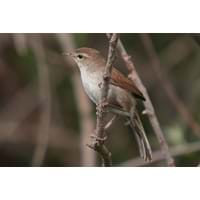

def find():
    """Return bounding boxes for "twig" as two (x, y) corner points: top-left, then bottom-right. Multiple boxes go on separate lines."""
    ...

(57, 33), (96, 166)
(140, 33), (200, 138)
(107, 34), (175, 166)
(121, 141), (200, 167)
(29, 34), (52, 166)
(88, 33), (119, 167)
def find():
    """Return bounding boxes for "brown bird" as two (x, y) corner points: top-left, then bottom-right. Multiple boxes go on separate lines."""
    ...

(65, 47), (152, 161)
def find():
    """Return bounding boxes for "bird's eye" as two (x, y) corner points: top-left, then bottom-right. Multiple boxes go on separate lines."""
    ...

(77, 54), (83, 59)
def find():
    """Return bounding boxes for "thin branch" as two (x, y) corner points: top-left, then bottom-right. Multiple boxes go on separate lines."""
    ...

(88, 33), (119, 166)
(107, 34), (175, 166)
(121, 141), (200, 167)
(140, 33), (200, 138)
(29, 34), (52, 166)
(57, 33), (96, 166)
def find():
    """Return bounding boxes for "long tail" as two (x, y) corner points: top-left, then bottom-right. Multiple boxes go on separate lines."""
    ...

(128, 111), (152, 161)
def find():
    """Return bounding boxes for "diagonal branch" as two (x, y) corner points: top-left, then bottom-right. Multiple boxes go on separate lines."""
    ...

(140, 33), (200, 138)
(88, 33), (119, 166)
(122, 141), (200, 167)
(107, 34), (175, 166)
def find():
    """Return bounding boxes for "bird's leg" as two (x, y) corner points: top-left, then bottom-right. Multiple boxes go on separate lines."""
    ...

(105, 114), (118, 130)
(90, 132), (107, 142)
(90, 114), (117, 142)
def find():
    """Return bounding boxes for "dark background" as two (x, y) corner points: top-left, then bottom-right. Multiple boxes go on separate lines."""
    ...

(0, 33), (199, 166)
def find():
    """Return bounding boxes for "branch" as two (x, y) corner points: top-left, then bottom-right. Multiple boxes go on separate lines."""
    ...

(88, 33), (119, 166)
(121, 141), (200, 167)
(107, 34), (175, 166)
(140, 33), (200, 138)
(142, 36), (195, 88)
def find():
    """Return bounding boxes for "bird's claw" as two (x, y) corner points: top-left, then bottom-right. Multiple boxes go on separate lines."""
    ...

(90, 134), (107, 142)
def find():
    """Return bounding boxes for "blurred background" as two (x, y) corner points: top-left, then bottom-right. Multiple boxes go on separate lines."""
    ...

(0, 33), (200, 167)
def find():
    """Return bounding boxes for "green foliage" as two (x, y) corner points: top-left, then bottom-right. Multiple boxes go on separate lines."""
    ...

(74, 33), (89, 47)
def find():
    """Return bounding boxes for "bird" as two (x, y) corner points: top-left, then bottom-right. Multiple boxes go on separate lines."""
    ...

(65, 47), (152, 161)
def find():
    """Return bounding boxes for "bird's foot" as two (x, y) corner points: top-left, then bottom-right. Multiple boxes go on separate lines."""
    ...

(90, 133), (107, 142)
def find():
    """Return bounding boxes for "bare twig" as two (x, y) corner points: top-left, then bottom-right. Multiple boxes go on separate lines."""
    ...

(88, 33), (119, 166)
(57, 33), (96, 166)
(140, 33), (200, 138)
(107, 34), (175, 166)
(29, 34), (52, 166)
(122, 141), (200, 167)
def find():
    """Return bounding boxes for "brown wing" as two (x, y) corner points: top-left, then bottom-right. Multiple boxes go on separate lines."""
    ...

(111, 68), (146, 101)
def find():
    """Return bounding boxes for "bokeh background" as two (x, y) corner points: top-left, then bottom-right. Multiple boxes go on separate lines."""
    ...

(0, 33), (200, 167)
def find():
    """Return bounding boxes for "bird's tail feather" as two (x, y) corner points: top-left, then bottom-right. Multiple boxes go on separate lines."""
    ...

(128, 111), (152, 161)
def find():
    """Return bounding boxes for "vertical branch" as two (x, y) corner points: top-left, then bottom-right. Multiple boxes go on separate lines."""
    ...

(140, 33), (200, 138)
(88, 34), (119, 166)
(57, 33), (96, 166)
(30, 34), (52, 166)
(107, 34), (175, 166)
(13, 33), (27, 56)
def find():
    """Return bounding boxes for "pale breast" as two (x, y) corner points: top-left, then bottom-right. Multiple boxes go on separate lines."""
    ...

(79, 68), (136, 114)
(80, 69), (102, 104)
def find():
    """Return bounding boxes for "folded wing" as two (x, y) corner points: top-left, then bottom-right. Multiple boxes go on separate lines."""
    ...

(111, 68), (145, 101)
